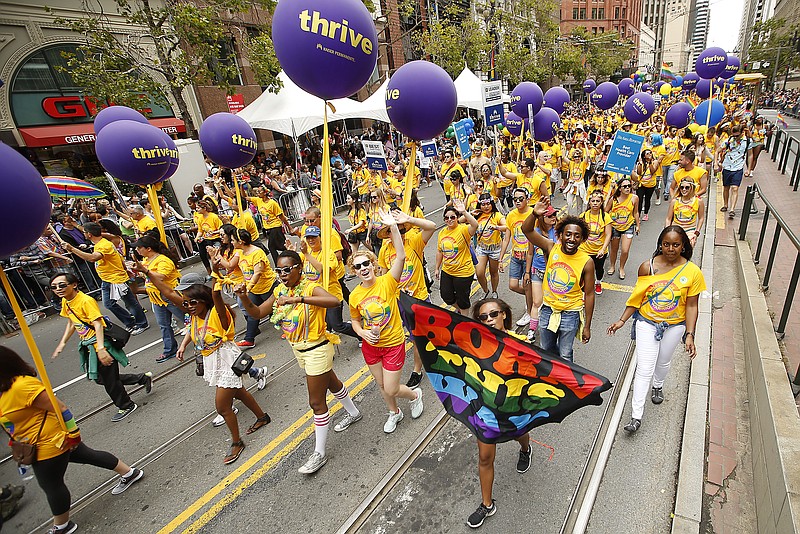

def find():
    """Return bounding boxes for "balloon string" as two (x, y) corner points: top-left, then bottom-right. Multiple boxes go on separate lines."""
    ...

(146, 185), (168, 247)
(0, 268), (67, 431)
(402, 141), (416, 213)
(321, 102), (332, 290)
(531, 437), (555, 461)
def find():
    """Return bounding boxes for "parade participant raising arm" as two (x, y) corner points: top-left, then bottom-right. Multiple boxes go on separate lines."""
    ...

(522, 202), (595, 362)
(436, 199), (479, 315)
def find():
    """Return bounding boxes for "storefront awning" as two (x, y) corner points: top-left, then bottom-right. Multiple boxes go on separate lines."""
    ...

(19, 118), (187, 147)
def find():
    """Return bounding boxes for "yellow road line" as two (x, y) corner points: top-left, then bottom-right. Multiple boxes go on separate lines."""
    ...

(180, 374), (376, 534)
(158, 366), (369, 534)
(601, 282), (634, 293)
(716, 181), (725, 229)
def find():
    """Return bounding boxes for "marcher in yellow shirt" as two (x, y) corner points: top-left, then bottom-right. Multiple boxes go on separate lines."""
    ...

(436, 199), (479, 314)
(349, 209), (424, 434)
(474, 194), (507, 300)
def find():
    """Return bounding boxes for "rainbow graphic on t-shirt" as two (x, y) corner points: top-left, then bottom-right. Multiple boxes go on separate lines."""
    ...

(646, 280), (680, 313)
(546, 261), (577, 295)
(360, 296), (391, 328)
(439, 236), (459, 260)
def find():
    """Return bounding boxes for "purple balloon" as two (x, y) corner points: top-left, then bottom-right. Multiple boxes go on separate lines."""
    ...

(618, 78), (635, 97)
(695, 47), (728, 79)
(543, 86), (571, 115)
(385, 61), (457, 140)
(724, 55), (740, 77)
(93, 105), (148, 135)
(0, 143), (52, 258)
(583, 79), (596, 93)
(683, 72), (700, 91)
(272, 0), (378, 100)
(591, 82), (619, 110)
(96, 121), (171, 185)
(199, 113), (257, 169)
(696, 78), (715, 99)
(531, 107), (562, 142)
(156, 130), (179, 182)
(665, 102), (693, 128)
(504, 111), (524, 137)
(641, 83), (653, 93)
(624, 92), (656, 124)
(510, 82), (543, 119)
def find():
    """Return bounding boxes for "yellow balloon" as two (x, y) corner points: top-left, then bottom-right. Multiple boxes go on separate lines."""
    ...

(697, 125), (708, 135)
(660, 84), (671, 96)
(688, 123), (700, 134)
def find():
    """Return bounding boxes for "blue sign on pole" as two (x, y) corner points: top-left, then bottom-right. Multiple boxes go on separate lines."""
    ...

(604, 131), (645, 176)
(420, 139), (438, 158)
(482, 81), (504, 128)
(361, 140), (388, 171)
(453, 121), (472, 159)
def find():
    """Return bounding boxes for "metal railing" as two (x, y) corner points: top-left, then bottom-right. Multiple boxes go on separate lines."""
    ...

(764, 128), (800, 192)
(275, 175), (352, 224)
(738, 183), (800, 386)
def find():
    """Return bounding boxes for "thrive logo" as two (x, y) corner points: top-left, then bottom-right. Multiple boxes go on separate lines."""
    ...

(131, 146), (174, 160)
(231, 134), (257, 151)
(702, 54), (726, 65)
(630, 97), (650, 116)
(299, 10), (374, 55)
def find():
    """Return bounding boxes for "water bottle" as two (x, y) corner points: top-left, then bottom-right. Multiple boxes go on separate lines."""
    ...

(18, 464), (34, 481)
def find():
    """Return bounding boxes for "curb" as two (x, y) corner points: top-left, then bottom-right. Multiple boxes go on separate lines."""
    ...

(671, 184), (716, 533)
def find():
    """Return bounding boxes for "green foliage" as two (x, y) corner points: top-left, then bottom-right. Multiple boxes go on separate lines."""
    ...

(747, 18), (800, 85)
(563, 27), (635, 80)
(412, 5), (490, 78)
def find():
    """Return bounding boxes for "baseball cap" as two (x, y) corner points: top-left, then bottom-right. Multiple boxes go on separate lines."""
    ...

(543, 205), (558, 217)
(304, 225), (321, 237)
(175, 272), (208, 291)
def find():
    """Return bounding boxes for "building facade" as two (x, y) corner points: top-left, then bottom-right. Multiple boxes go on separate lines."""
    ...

(638, 23), (657, 71)
(642, 0), (668, 70)
(739, 0), (776, 59)
(688, 0), (709, 68)
(662, 0), (692, 74)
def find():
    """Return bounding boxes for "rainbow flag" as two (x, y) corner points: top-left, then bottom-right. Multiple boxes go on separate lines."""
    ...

(778, 113), (788, 128)
(660, 62), (676, 81)
(686, 94), (701, 109)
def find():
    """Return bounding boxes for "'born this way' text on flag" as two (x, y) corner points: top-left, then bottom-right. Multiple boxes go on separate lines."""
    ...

(399, 294), (612, 444)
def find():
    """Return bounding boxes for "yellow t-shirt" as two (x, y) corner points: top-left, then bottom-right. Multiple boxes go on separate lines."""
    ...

(348, 208), (367, 230)
(638, 161), (657, 188)
(239, 246), (276, 295)
(663, 138), (681, 165)
(142, 254), (180, 307)
(191, 307), (235, 356)
(652, 145), (667, 177)
(441, 162), (466, 196)
(476, 212), (504, 249)
(627, 261), (706, 324)
(505, 207), (532, 260)
(348, 274), (405, 348)
(93, 237), (129, 284)
(250, 197), (284, 229)
(438, 224), (475, 277)
(60, 291), (105, 343)
(587, 181), (612, 200)
(232, 210), (260, 241)
(353, 168), (373, 195)
(302, 248), (344, 300)
(193, 212), (222, 240)
(497, 161), (518, 187)
(672, 197), (700, 231)
(273, 282), (326, 343)
(378, 231), (428, 300)
(674, 166), (706, 193)
(543, 244), (589, 311)
(528, 171), (548, 203)
(609, 195), (636, 231)
(580, 211), (613, 255)
(134, 216), (157, 235)
(0, 376), (67, 461)
(568, 160), (587, 183)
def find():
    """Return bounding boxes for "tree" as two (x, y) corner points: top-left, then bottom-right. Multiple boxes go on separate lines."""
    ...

(411, 4), (490, 78)
(561, 27), (636, 81)
(53, 0), (282, 137)
(746, 17), (800, 88)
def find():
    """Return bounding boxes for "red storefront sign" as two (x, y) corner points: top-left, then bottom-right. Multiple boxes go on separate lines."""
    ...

(226, 94), (246, 114)
(18, 118), (187, 147)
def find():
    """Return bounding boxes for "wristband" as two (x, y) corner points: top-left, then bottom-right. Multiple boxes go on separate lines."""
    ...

(61, 409), (78, 432)
(300, 296), (305, 304)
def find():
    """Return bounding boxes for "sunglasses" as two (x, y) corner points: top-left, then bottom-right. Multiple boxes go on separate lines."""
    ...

(352, 260), (372, 270)
(275, 264), (300, 276)
(182, 298), (200, 307)
(370, 196), (378, 200)
(478, 310), (502, 321)
(444, 215), (458, 221)
(620, 184), (631, 189)
(513, 196), (527, 202)
(679, 185), (692, 190)
(50, 283), (70, 290)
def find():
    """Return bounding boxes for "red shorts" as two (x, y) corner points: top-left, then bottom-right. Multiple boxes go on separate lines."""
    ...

(361, 342), (406, 371)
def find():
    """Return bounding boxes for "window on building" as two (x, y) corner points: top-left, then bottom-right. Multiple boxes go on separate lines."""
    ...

(12, 45), (83, 92)
(592, 8), (597, 18)
(592, 27), (597, 35)
(573, 7), (578, 19)
(580, 8), (586, 19)
(615, 6), (620, 19)
(208, 38), (243, 86)
(598, 8), (605, 18)
(622, 7), (627, 18)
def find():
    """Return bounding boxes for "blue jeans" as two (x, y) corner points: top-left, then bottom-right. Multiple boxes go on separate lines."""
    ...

(538, 305), (581, 362)
(242, 291), (270, 343)
(662, 164), (677, 197)
(101, 281), (147, 330)
(152, 301), (184, 357)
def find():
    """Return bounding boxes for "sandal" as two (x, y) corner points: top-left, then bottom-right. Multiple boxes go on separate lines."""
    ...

(607, 268), (616, 276)
(246, 414), (271, 435)
(618, 272), (626, 280)
(720, 206), (728, 212)
(223, 440), (245, 465)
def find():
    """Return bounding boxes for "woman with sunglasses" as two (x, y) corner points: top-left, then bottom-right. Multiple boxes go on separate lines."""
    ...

(344, 191), (368, 250)
(192, 200), (223, 276)
(349, 210), (424, 434)
(235, 251), (361, 474)
(465, 298), (533, 528)
(474, 194), (507, 300)
(632, 149), (660, 222)
(580, 191), (613, 296)
(608, 226), (706, 433)
(666, 178), (705, 246)
(501, 188), (535, 328)
(231, 229), (278, 348)
(50, 273), (150, 423)
(148, 271), (270, 465)
(366, 189), (389, 256)
(605, 178), (640, 280)
(565, 149), (589, 215)
(436, 199), (479, 315)
(438, 150), (466, 202)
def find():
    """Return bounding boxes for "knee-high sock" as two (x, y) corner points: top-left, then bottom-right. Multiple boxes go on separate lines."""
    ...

(313, 411), (330, 455)
(333, 385), (360, 417)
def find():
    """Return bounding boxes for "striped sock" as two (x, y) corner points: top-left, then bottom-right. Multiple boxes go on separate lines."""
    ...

(313, 411), (330, 455)
(529, 318), (539, 331)
(333, 385), (360, 417)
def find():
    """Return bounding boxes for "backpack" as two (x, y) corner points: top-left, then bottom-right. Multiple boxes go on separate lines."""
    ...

(337, 228), (352, 263)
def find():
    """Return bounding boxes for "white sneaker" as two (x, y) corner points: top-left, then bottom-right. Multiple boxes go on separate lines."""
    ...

(410, 389), (424, 419)
(526, 329), (536, 343)
(256, 366), (268, 390)
(212, 407), (238, 427)
(333, 412), (363, 432)
(383, 409), (404, 433)
(298, 451), (328, 474)
(516, 312), (531, 327)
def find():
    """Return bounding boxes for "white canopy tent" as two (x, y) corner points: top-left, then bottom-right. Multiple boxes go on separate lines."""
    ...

(453, 67), (511, 111)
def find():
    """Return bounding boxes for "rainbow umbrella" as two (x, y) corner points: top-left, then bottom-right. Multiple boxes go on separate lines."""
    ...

(43, 176), (106, 199)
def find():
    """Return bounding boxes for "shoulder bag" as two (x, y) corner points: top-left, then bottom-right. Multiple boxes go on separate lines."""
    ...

(1, 413), (46, 465)
(65, 301), (130, 350)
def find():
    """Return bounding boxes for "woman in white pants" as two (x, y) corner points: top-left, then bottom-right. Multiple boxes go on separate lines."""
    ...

(607, 226), (706, 432)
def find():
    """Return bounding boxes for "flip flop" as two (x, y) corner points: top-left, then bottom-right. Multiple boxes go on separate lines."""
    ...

(619, 272), (626, 280)
(720, 206), (728, 212)
(223, 441), (245, 465)
(607, 268), (616, 276)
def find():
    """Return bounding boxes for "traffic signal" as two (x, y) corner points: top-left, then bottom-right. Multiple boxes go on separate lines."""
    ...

(743, 62), (749, 71)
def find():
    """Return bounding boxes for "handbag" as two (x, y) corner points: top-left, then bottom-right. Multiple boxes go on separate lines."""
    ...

(1, 414), (46, 465)
(65, 302), (130, 350)
(194, 352), (204, 377)
(231, 351), (254, 377)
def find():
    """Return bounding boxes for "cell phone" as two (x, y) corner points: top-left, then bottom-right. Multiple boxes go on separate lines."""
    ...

(389, 201), (399, 211)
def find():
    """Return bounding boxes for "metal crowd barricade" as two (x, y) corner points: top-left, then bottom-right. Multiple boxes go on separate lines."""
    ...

(276, 176), (352, 225)
(766, 128), (800, 192)
(738, 183), (800, 385)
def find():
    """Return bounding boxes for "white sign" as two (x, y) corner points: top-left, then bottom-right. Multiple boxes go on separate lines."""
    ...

(361, 141), (388, 171)
(482, 81), (504, 127)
